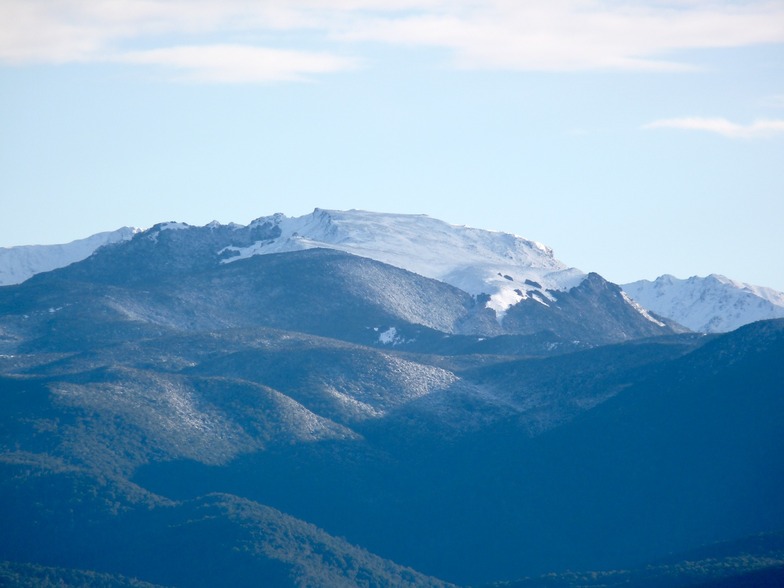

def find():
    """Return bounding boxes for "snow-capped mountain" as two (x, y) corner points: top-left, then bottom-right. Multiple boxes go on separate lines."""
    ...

(0, 227), (137, 286)
(220, 208), (585, 317)
(0, 208), (675, 350)
(623, 274), (784, 333)
(3, 209), (783, 587)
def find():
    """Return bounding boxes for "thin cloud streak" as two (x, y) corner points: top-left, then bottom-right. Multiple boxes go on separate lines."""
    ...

(1, 0), (784, 80)
(118, 45), (360, 83)
(335, 2), (784, 72)
(643, 117), (784, 139)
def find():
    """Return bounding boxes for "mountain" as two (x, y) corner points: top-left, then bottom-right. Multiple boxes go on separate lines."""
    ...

(1, 209), (782, 587)
(1, 209), (674, 346)
(623, 273), (784, 332)
(218, 209), (585, 319)
(6, 211), (781, 339)
(1, 209), (578, 311)
(0, 227), (137, 286)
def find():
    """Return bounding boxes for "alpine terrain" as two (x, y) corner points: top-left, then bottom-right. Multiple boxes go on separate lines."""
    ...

(1, 209), (782, 587)
(623, 273), (784, 333)
(0, 227), (137, 287)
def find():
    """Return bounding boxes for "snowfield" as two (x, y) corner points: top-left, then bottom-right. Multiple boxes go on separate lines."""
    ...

(623, 274), (784, 332)
(0, 227), (138, 286)
(221, 209), (587, 317)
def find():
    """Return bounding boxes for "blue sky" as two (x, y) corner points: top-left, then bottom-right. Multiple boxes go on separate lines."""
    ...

(1, 0), (783, 289)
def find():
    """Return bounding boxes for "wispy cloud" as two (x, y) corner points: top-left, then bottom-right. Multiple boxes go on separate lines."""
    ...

(335, 2), (784, 72)
(1, 0), (784, 82)
(119, 45), (360, 83)
(643, 117), (784, 139)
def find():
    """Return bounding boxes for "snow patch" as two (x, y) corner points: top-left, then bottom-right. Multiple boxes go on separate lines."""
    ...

(531, 293), (551, 307)
(379, 327), (398, 344)
(378, 326), (408, 346)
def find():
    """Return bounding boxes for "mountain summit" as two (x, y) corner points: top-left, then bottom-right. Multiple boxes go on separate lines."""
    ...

(623, 274), (784, 332)
(221, 209), (585, 318)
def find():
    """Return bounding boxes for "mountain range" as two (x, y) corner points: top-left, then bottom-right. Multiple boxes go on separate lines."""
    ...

(3, 210), (782, 333)
(1, 209), (782, 587)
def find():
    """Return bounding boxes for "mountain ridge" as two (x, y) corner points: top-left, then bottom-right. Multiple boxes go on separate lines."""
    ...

(1, 209), (676, 346)
(0, 227), (137, 286)
(3, 209), (781, 335)
(623, 273), (784, 332)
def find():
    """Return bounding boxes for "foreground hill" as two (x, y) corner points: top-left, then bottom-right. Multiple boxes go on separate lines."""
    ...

(0, 456), (450, 587)
(3, 317), (781, 585)
(486, 531), (784, 588)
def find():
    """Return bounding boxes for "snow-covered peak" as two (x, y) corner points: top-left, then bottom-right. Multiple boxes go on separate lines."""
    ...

(622, 274), (784, 333)
(704, 274), (784, 306)
(0, 227), (139, 286)
(223, 209), (586, 316)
